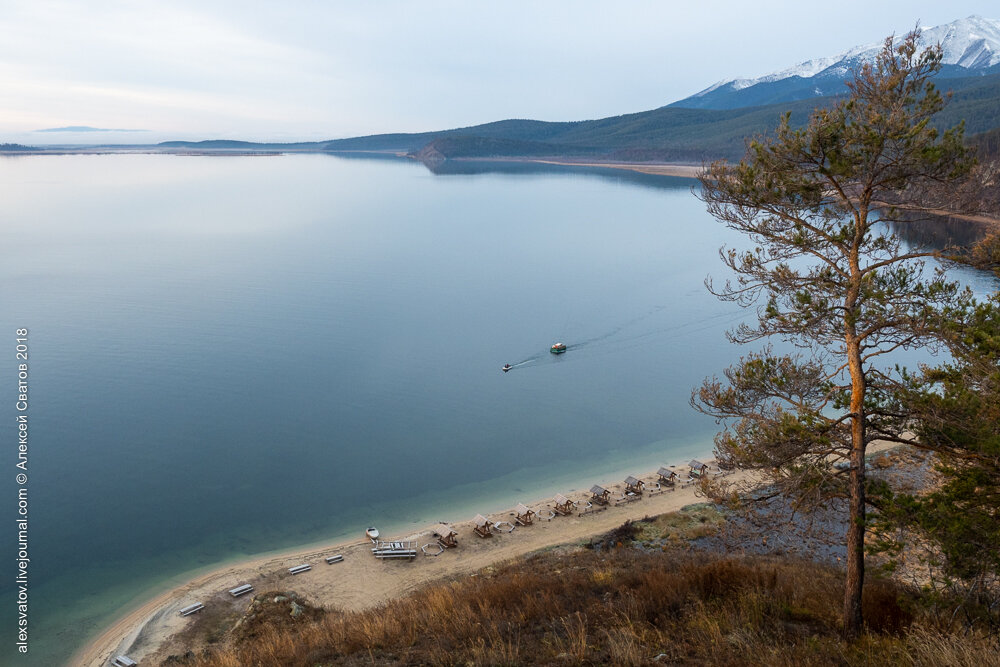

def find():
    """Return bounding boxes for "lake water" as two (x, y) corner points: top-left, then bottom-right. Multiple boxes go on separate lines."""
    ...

(0, 154), (993, 665)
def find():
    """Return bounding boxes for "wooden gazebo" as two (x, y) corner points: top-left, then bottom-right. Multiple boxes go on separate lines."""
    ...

(590, 485), (611, 505)
(514, 503), (536, 526)
(657, 467), (677, 485)
(553, 493), (575, 516)
(624, 475), (645, 494)
(689, 460), (709, 477)
(434, 523), (458, 548)
(473, 514), (493, 538)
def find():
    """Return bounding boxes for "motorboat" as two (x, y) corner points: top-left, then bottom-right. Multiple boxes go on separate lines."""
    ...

(550, 342), (567, 354)
(502, 364), (512, 372)
(366, 527), (380, 542)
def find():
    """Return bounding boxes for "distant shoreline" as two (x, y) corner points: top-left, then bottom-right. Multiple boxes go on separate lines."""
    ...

(0, 146), (704, 180)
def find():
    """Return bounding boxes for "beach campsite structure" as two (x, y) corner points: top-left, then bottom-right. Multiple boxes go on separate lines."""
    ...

(473, 514), (493, 538)
(514, 503), (536, 526)
(113, 656), (138, 667)
(553, 493), (576, 516)
(590, 485), (611, 505)
(624, 476), (645, 495)
(689, 460), (709, 477)
(657, 467), (678, 485)
(434, 523), (458, 548)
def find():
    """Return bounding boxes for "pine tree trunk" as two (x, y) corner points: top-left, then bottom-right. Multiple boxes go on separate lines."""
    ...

(844, 433), (866, 636)
(843, 335), (866, 638)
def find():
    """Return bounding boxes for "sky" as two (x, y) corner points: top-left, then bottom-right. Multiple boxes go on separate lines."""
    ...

(1, 0), (997, 144)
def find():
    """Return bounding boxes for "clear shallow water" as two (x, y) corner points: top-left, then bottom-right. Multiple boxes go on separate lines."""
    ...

(1, 153), (989, 665)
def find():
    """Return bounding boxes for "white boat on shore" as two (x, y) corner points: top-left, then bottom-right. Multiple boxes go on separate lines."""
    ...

(366, 527), (380, 542)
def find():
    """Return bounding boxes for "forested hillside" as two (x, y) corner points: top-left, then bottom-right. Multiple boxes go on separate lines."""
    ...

(315, 72), (1000, 162)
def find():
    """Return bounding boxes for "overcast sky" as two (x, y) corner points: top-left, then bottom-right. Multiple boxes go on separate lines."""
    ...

(1, 0), (997, 144)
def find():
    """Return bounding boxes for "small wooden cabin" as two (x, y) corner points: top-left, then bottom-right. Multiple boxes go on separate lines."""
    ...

(553, 493), (575, 516)
(624, 475), (645, 494)
(657, 467), (677, 485)
(590, 485), (611, 505)
(473, 514), (493, 538)
(434, 523), (458, 547)
(514, 503), (536, 526)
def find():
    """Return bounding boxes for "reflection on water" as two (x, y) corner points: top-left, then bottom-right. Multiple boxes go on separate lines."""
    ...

(326, 151), (697, 191)
(887, 211), (992, 251)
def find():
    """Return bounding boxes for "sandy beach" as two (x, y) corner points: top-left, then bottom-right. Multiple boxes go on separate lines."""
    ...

(71, 460), (746, 666)
(524, 159), (703, 179)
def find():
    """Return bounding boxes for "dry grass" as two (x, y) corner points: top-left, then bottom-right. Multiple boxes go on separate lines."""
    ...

(641, 503), (726, 542)
(163, 547), (999, 666)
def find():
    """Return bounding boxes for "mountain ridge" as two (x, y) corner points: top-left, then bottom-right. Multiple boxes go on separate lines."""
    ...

(671, 15), (1000, 110)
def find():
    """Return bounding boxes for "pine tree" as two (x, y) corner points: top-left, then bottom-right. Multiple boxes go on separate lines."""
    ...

(693, 30), (975, 637)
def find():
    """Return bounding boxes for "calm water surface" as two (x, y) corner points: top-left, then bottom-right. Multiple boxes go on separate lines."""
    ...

(2, 154), (988, 665)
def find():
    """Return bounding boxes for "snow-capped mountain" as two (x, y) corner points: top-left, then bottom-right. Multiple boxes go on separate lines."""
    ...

(672, 16), (1000, 110)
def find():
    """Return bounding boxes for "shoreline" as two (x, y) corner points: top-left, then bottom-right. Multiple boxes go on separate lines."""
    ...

(71, 454), (738, 666)
(520, 158), (703, 179)
(1, 147), (703, 179)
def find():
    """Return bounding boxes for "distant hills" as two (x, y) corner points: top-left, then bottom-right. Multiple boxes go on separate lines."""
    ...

(35, 125), (147, 133)
(309, 70), (1000, 163)
(150, 71), (1000, 164)
(152, 71), (1000, 163)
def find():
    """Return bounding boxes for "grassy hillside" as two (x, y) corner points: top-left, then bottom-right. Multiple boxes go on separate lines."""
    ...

(173, 543), (998, 666)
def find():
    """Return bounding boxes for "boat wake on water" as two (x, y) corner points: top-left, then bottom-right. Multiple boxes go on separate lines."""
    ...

(500, 308), (746, 373)
(501, 355), (545, 372)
